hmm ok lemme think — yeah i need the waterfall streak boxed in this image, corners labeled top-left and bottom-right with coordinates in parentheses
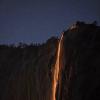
top-left (52, 33), bottom-right (63, 100)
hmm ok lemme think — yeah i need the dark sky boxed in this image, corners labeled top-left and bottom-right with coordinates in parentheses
top-left (0, 0), bottom-right (100, 44)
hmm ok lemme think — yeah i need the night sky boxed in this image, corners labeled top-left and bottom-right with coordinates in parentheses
top-left (0, 0), bottom-right (100, 44)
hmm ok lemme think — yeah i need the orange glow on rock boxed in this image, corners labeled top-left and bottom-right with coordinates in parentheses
top-left (52, 33), bottom-right (63, 100)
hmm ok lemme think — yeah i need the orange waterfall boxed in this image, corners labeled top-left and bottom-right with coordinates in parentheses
top-left (52, 33), bottom-right (64, 100)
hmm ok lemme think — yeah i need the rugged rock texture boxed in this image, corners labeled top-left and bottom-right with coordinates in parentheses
top-left (59, 22), bottom-right (100, 100)
top-left (0, 37), bottom-right (58, 100)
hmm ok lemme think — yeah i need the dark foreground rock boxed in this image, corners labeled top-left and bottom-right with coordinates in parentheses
top-left (0, 37), bottom-right (58, 100)
top-left (59, 22), bottom-right (100, 100)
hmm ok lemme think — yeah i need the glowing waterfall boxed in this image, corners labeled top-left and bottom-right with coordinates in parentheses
top-left (52, 33), bottom-right (64, 100)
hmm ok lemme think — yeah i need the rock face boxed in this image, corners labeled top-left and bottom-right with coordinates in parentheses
top-left (59, 22), bottom-right (100, 100)
top-left (0, 37), bottom-right (58, 100)
top-left (0, 22), bottom-right (100, 100)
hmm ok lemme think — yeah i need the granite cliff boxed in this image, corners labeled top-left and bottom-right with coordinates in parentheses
top-left (0, 22), bottom-right (100, 100)
top-left (57, 22), bottom-right (100, 100)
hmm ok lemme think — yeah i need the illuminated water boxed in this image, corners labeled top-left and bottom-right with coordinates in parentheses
top-left (52, 33), bottom-right (63, 100)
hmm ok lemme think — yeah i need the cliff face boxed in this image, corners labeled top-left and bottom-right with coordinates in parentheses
top-left (0, 37), bottom-right (58, 100)
top-left (59, 22), bottom-right (100, 100)
top-left (0, 22), bottom-right (100, 100)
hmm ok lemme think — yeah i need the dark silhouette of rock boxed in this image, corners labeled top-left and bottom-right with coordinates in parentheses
top-left (59, 21), bottom-right (100, 100)
top-left (0, 37), bottom-right (58, 100)
top-left (0, 21), bottom-right (100, 100)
